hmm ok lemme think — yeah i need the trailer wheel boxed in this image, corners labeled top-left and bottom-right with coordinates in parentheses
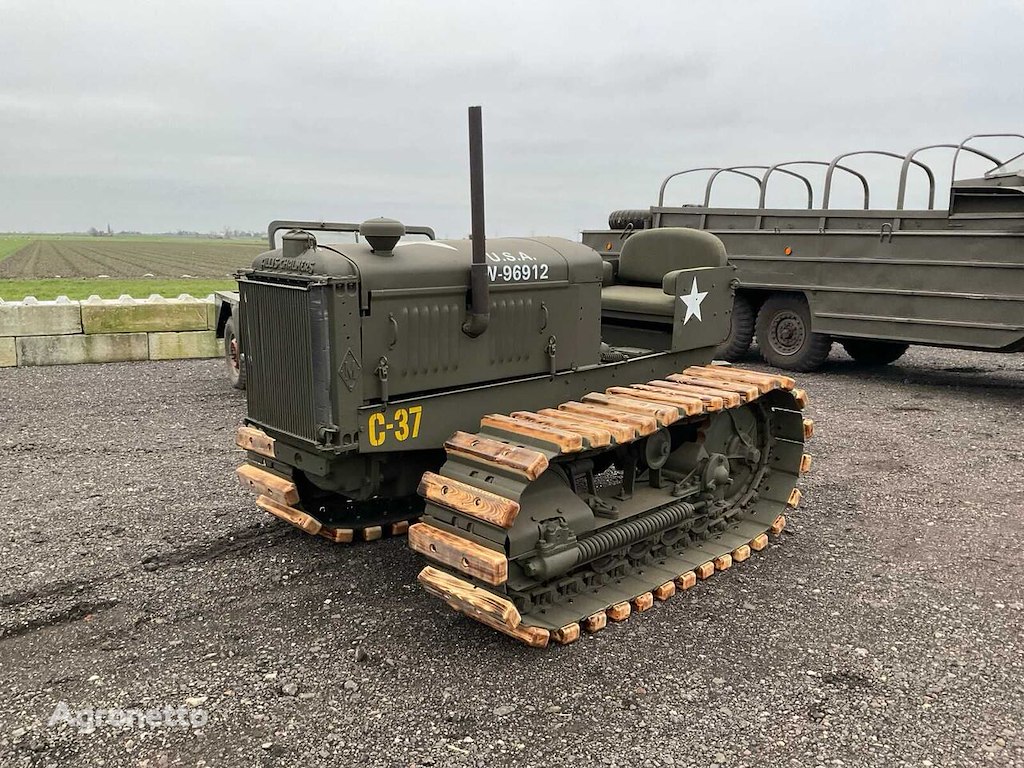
top-left (715, 294), bottom-right (755, 361)
top-left (755, 294), bottom-right (832, 372)
top-left (224, 317), bottom-right (246, 390)
top-left (841, 339), bottom-right (909, 366)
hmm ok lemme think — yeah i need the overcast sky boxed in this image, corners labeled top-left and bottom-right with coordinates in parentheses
top-left (2, 0), bottom-right (1023, 238)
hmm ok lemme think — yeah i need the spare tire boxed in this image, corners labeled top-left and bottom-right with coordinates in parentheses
top-left (608, 209), bottom-right (652, 230)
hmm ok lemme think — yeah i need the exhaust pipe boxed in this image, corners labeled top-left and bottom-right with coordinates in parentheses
top-left (462, 105), bottom-right (490, 337)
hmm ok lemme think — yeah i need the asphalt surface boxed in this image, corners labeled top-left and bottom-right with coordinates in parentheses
top-left (1, 347), bottom-right (1022, 767)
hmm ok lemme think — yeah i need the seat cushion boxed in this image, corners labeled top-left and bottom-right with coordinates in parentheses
top-left (601, 284), bottom-right (675, 318)
top-left (618, 228), bottom-right (728, 285)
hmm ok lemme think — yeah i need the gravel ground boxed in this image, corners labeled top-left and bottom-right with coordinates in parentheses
top-left (0, 347), bottom-right (1022, 767)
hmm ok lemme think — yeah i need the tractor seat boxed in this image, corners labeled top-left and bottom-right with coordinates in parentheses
top-left (600, 284), bottom-right (675, 317)
top-left (601, 228), bottom-right (727, 319)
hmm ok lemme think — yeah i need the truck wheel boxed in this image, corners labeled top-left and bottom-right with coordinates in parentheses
top-left (224, 317), bottom-right (246, 390)
top-left (715, 294), bottom-right (755, 361)
top-left (755, 294), bottom-right (832, 372)
top-left (841, 339), bottom-right (909, 366)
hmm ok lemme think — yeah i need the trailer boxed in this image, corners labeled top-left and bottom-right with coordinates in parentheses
top-left (583, 133), bottom-right (1024, 371)
top-left (212, 290), bottom-right (243, 388)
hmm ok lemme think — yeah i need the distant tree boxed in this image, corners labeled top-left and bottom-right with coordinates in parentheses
top-left (87, 227), bottom-right (100, 237)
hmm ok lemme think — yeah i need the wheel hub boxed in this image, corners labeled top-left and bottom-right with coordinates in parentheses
top-left (702, 453), bottom-right (732, 491)
top-left (769, 311), bottom-right (805, 355)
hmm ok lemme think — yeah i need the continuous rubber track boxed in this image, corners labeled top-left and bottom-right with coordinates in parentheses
top-left (411, 364), bottom-right (813, 648)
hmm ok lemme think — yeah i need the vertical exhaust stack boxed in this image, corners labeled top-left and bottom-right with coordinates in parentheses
top-left (462, 105), bottom-right (490, 337)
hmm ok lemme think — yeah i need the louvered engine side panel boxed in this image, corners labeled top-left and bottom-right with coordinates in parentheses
top-left (489, 296), bottom-right (534, 364)
top-left (398, 301), bottom-right (462, 375)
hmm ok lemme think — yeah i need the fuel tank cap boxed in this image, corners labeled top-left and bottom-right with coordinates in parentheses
top-left (360, 217), bottom-right (406, 255)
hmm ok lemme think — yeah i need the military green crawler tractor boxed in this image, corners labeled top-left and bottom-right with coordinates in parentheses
top-left (233, 108), bottom-right (813, 646)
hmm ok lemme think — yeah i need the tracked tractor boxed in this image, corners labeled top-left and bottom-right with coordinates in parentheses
top-left (233, 108), bottom-right (813, 646)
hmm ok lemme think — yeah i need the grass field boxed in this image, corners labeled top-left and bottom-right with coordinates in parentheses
top-left (0, 235), bottom-right (265, 279)
top-left (0, 278), bottom-right (235, 301)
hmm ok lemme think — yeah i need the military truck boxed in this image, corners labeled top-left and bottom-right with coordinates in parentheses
top-left (231, 108), bottom-right (813, 647)
top-left (584, 133), bottom-right (1024, 371)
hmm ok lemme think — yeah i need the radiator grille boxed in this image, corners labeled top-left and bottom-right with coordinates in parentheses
top-left (240, 280), bottom-right (317, 442)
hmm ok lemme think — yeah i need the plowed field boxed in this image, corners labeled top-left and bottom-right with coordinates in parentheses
top-left (0, 237), bottom-right (265, 278)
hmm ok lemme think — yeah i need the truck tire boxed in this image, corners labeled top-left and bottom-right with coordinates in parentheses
top-left (841, 339), bottom-right (909, 366)
top-left (608, 209), bottom-right (652, 230)
top-left (755, 294), bottom-right (832, 372)
top-left (224, 317), bottom-right (246, 390)
top-left (715, 294), bottom-right (755, 361)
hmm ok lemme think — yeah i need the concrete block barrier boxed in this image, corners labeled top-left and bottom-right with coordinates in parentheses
top-left (149, 330), bottom-right (220, 360)
top-left (0, 293), bottom-right (225, 368)
top-left (0, 296), bottom-right (83, 337)
top-left (0, 336), bottom-right (15, 367)
top-left (18, 332), bottom-right (150, 366)
top-left (81, 295), bottom-right (210, 334)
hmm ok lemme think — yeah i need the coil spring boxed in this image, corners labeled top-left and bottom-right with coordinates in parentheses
top-left (575, 500), bottom-right (696, 565)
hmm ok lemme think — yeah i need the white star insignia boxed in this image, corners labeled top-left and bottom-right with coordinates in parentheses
top-left (678, 277), bottom-right (708, 324)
